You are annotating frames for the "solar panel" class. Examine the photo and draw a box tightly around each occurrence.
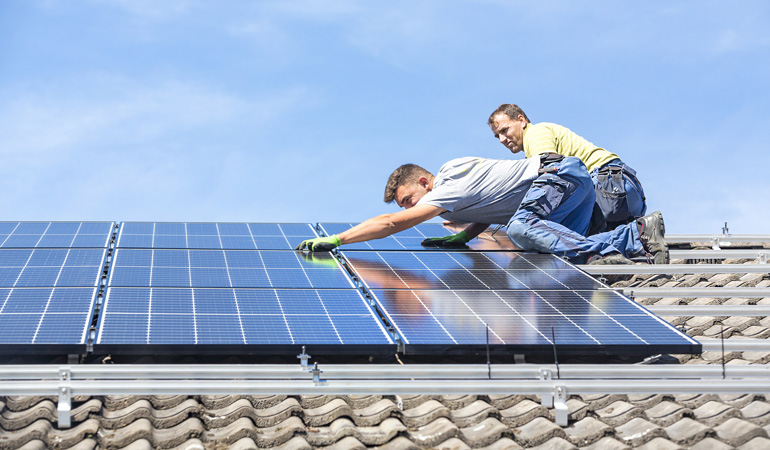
[341,250,700,355]
[108,249,354,289]
[95,287,393,351]
[0,222,114,248]
[0,287,98,350]
[0,248,107,288]
[318,223,518,251]
[117,222,318,250]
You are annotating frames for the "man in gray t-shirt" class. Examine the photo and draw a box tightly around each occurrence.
[417,157,540,225]
[296,155,668,265]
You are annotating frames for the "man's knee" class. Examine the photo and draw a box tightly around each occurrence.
[506,217,559,254]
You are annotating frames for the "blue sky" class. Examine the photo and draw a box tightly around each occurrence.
[2,1,769,234]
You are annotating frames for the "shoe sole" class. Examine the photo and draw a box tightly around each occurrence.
[653,211,669,264]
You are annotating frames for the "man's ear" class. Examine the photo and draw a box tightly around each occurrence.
[418,176,430,189]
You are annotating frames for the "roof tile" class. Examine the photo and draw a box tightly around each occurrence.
[450,400,497,428]
[398,399,450,428]
[459,417,509,447]
[627,394,667,409]
[595,401,644,427]
[441,395,479,410]
[713,417,768,447]
[100,417,203,449]
[375,436,421,450]
[563,417,611,446]
[634,437,683,450]
[476,437,522,450]
[512,416,567,447]
[526,436,576,450]
[643,401,693,427]
[663,417,713,446]
[692,401,741,426]
[614,417,666,447]
[740,401,770,425]
[406,417,458,448]
[273,436,313,450]
[578,436,630,450]
[579,394,627,411]
[498,399,549,428]
[737,436,770,450]
[320,435,366,450]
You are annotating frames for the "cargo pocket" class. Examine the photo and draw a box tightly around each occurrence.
[520,174,573,219]
[595,166,630,224]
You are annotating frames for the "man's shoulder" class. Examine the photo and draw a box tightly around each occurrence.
[438,156,536,175]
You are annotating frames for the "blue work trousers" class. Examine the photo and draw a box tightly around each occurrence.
[506,157,644,263]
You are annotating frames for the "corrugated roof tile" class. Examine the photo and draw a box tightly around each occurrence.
[713,417,768,447]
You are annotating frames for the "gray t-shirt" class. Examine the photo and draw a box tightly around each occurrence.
[417,157,540,224]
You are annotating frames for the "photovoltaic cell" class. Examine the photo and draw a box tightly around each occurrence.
[319,223,517,251]
[108,249,353,289]
[96,287,393,347]
[0,222,114,248]
[117,222,319,250]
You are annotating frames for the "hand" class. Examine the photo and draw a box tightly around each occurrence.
[420,231,470,248]
[295,235,342,252]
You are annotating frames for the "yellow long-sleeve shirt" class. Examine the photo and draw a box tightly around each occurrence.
[522,122,618,172]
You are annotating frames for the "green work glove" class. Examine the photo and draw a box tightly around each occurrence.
[295,235,342,252]
[420,231,471,248]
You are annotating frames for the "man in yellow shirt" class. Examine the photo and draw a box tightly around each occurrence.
[488,104,647,232]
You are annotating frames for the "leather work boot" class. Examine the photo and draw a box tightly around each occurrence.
[636,211,669,264]
[587,253,635,265]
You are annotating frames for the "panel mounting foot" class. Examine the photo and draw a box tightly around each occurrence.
[554,385,568,426]
[539,369,553,407]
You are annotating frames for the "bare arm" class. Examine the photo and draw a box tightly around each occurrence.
[338,204,445,244]
[462,222,492,240]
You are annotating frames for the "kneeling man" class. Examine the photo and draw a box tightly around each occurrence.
[296,155,667,264]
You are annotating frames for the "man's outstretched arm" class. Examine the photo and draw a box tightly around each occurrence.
[296,204,446,251]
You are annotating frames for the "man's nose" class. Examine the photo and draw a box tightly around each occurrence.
[498,134,507,144]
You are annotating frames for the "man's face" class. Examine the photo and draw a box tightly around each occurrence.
[394,178,430,209]
[490,113,527,154]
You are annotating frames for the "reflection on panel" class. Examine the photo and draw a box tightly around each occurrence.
[0,222,113,248]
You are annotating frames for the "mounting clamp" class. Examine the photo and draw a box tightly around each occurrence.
[311,362,323,384]
[58,368,72,428]
[539,369,553,407]
[297,346,311,368]
[554,385,568,426]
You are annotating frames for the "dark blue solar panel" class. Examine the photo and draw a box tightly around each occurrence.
[318,223,518,251]
[108,249,353,289]
[342,250,699,354]
[0,222,113,248]
[117,222,319,250]
[96,288,393,346]
[0,248,106,288]
[0,287,97,345]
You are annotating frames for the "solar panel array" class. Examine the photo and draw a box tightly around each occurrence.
[0,222,113,351]
[97,223,393,352]
[0,221,700,357]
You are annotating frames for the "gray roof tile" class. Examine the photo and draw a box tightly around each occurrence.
[406,417,458,448]
[713,417,768,447]
[643,401,693,427]
[737,436,770,450]
[692,401,741,426]
[595,400,644,427]
[663,418,713,446]
[613,417,666,447]
[563,417,611,446]
[634,437,683,450]
[499,399,550,428]
[578,436,630,450]
[512,416,567,447]
[741,401,770,426]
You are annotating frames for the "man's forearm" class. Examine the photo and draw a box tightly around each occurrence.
[337,214,406,244]
[463,222,492,240]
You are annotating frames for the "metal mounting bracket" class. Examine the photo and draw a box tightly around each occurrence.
[554,385,568,426]
[712,237,721,251]
[297,346,311,368]
[539,369,553,407]
[311,362,323,384]
[58,368,72,428]
[759,253,767,264]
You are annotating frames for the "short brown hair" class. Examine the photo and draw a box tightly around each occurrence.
[488,104,530,125]
[384,163,432,203]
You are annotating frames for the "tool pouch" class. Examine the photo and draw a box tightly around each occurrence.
[595,165,633,227]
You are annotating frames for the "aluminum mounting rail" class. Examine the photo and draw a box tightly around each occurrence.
[3,363,769,381]
[669,249,770,261]
[697,338,770,352]
[619,287,770,298]
[668,234,770,245]
[580,264,770,275]
[648,305,770,316]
